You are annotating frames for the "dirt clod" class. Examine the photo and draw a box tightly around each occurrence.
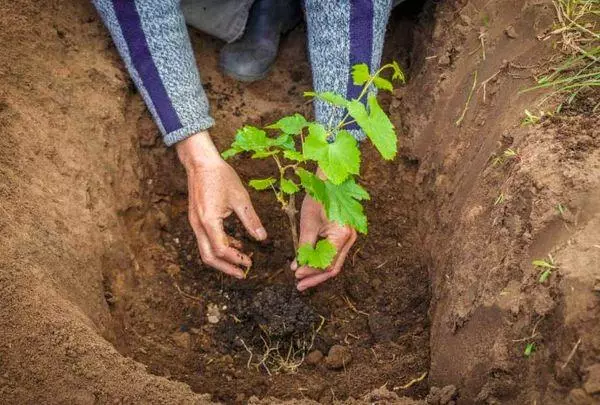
[325,345,352,370]
[505,25,518,39]
[305,350,324,366]
[583,364,600,395]
[426,385,458,405]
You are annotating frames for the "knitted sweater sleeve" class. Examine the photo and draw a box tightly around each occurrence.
[304,0,392,140]
[92,0,214,146]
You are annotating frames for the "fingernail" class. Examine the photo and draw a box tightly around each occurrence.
[290,261,297,271]
[255,227,267,240]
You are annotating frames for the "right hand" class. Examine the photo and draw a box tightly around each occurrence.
[176,131,267,279]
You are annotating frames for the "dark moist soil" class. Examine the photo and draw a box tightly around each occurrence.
[107,2,433,403]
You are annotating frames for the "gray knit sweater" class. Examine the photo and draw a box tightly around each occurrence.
[93,0,392,146]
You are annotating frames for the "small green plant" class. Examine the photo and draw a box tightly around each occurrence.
[223,62,405,269]
[524,342,536,357]
[494,192,506,206]
[533,255,557,283]
[521,109,553,126]
[492,148,520,166]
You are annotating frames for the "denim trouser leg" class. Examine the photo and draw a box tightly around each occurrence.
[180,0,255,43]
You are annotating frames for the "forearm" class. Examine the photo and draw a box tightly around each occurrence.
[304,0,392,139]
[93,0,214,146]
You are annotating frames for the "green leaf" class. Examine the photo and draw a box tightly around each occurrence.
[303,124,360,185]
[231,126,270,152]
[297,169,369,234]
[297,240,337,269]
[532,260,556,269]
[373,76,394,92]
[352,63,370,86]
[296,168,327,201]
[273,133,295,150]
[524,342,536,357]
[539,269,552,283]
[280,178,299,194]
[391,61,405,82]
[304,91,349,107]
[248,178,276,191]
[252,150,278,159]
[323,179,369,234]
[283,150,305,162]
[221,147,241,159]
[347,95,397,160]
[266,113,308,135]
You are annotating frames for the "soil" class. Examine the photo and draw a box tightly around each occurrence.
[1,0,599,405]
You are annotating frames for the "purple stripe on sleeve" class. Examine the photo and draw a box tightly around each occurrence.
[112,0,182,133]
[346,0,374,130]
[347,0,374,101]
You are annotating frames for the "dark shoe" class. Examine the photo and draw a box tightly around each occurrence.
[219,0,301,82]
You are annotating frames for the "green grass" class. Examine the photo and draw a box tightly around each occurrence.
[522,0,600,111]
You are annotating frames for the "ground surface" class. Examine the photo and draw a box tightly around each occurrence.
[1,0,599,404]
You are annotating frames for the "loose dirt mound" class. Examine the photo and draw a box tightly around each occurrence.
[1,0,598,404]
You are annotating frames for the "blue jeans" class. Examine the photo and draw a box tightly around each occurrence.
[180,0,255,43]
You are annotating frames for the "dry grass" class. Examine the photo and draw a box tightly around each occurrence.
[524,0,600,111]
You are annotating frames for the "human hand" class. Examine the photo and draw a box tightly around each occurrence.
[176,131,267,279]
[291,169,357,291]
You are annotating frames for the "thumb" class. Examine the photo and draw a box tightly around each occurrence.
[233,197,267,241]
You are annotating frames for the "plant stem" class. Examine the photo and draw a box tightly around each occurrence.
[283,196,299,252]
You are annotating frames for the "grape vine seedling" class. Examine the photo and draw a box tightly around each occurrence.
[222,62,405,270]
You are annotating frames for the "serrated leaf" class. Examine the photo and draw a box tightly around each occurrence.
[249,178,276,191]
[283,150,305,162]
[304,91,349,107]
[373,76,394,92]
[273,133,295,150]
[231,126,270,152]
[532,260,556,269]
[352,63,370,86]
[347,95,397,160]
[303,124,360,185]
[296,168,327,201]
[280,178,299,194]
[266,113,308,135]
[297,240,337,269]
[297,169,369,234]
[323,179,369,234]
[391,61,405,82]
[221,147,241,159]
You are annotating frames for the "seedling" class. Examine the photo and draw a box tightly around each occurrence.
[524,342,536,357]
[494,192,506,205]
[557,203,566,216]
[533,255,557,283]
[521,109,554,126]
[223,62,405,270]
[492,148,520,166]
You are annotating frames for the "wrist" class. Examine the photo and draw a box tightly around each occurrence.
[176,131,223,169]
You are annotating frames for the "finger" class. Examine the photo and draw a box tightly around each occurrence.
[327,228,357,276]
[191,218,246,279]
[233,198,267,241]
[295,265,322,279]
[202,217,252,267]
[297,271,336,291]
[227,235,244,250]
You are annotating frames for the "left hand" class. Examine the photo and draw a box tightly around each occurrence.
[290,170,357,291]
